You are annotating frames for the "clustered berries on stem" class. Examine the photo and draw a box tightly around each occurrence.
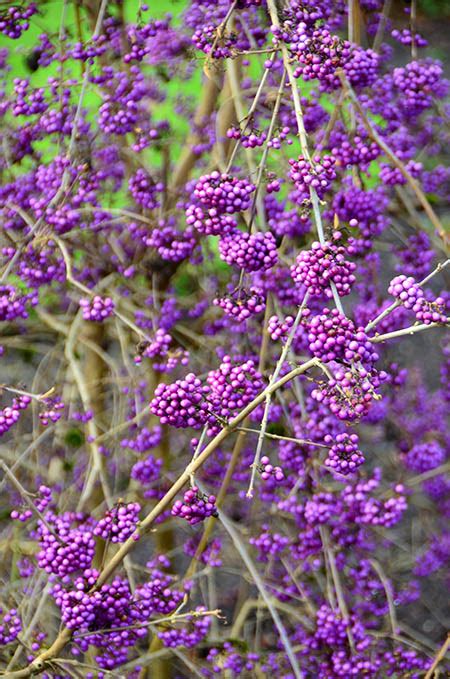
[0,0,449,676]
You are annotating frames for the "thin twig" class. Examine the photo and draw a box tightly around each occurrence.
[424,633,450,679]
[339,72,448,246]
[219,510,304,679]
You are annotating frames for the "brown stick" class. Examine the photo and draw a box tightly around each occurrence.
[424,633,450,679]
[170,77,221,190]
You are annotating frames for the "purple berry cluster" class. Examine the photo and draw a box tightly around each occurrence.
[150,373,210,429]
[268,314,295,341]
[192,25,237,59]
[227,126,267,148]
[404,441,445,473]
[0,395,31,438]
[392,60,447,115]
[0,284,37,322]
[158,606,212,648]
[0,4,37,40]
[145,222,196,262]
[39,396,64,426]
[307,308,378,365]
[259,456,285,482]
[172,486,218,525]
[312,365,387,421]
[94,501,141,543]
[128,169,164,209]
[324,432,365,475]
[206,355,264,423]
[11,485,52,522]
[289,154,336,199]
[193,172,255,214]
[131,454,163,484]
[291,237,356,298]
[388,275,448,325]
[37,512,95,577]
[213,286,266,322]
[392,28,427,47]
[186,203,237,236]
[0,607,21,646]
[290,24,351,86]
[250,526,289,560]
[218,231,278,272]
[52,568,148,667]
[79,296,115,322]
[388,275,423,308]
[343,477,407,527]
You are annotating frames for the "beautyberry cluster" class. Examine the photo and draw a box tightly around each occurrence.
[79,296,115,322]
[11,485,52,522]
[94,502,141,543]
[213,286,265,322]
[0,608,21,646]
[289,154,336,199]
[0,395,31,438]
[324,432,365,475]
[218,231,278,272]
[172,486,218,525]
[307,308,378,365]
[291,237,356,298]
[37,512,95,577]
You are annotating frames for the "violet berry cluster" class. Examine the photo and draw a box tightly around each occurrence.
[94,501,141,543]
[307,308,378,365]
[388,275,448,325]
[324,432,365,475]
[79,295,115,322]
[172,486,218,525]
[291,236,356,298]
[11,485,52,522]
[288,154,336,199]
[218,231,278,272]
[213,286,266,322]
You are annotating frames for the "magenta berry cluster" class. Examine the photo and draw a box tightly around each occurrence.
[0,3,37,40]
[150,373,210,429]
[79,295,115,322]
[213,286,265,322]
[128,169,164,209]
[172,486,218,525]
[389,275,448,325]
[288,154,336,199]
[186,203,237,236]
[388,275,424,309]
[11,485,52,522]
[268,314,295,341]
[94,502,141,543]
[324,432,365,475]
[218,231,278,272]
[291,237,356,298]
[259,456,285,482]
[0,608,21,646]
[307,308,378,366]
[158,606,212,648]
[311,365,387,421]
[37,512,95,577]
[206,355,264,422]
[404,441,445,474]
[193,172,255,214]
[39,396,64,426]
[0,395,31,438]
